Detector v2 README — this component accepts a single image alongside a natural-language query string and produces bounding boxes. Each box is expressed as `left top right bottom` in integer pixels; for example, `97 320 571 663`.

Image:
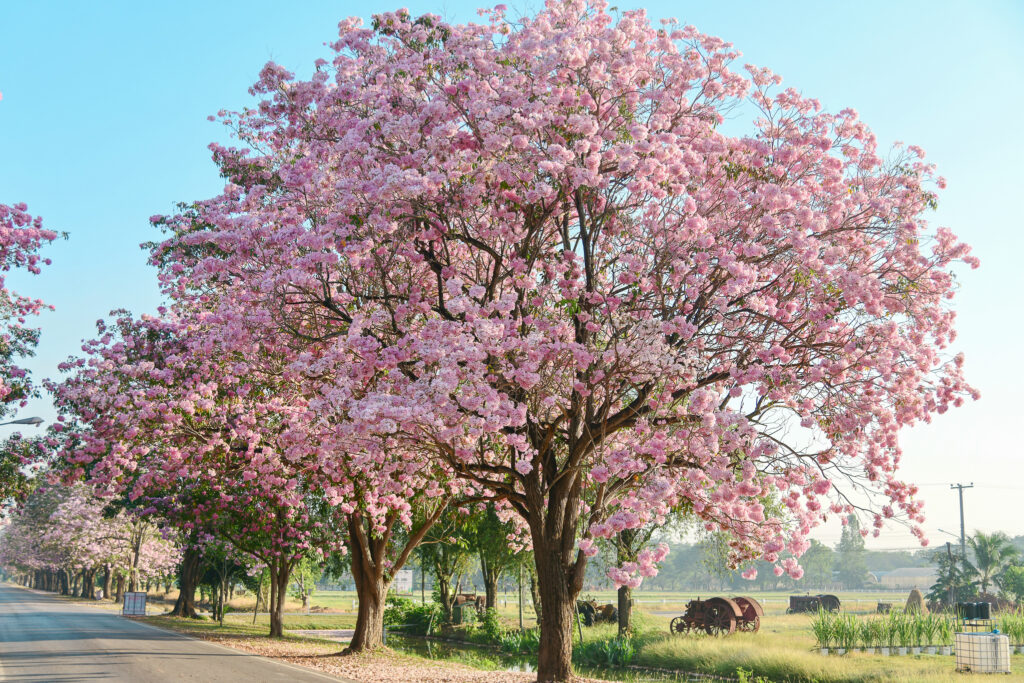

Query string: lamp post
0 417 43 427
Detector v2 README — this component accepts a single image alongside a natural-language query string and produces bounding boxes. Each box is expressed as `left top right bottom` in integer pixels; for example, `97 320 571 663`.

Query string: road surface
0 583 352 682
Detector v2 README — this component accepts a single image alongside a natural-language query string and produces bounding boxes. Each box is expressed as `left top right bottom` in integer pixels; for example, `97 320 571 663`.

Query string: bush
383 595 440 635
573 636 636 667
477 607 504 642
497 627 541 654
383 595 417 626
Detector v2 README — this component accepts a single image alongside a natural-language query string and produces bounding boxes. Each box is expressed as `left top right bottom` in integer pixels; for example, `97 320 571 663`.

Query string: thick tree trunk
345 513 391 653
484 573 498 611
103 564 112 600
480 554 500 610
342 506 445 653
171 547 201 618
347 573 387 652
617 585 632 639
535 552 580 683
115 575 125 603
528 481 587 682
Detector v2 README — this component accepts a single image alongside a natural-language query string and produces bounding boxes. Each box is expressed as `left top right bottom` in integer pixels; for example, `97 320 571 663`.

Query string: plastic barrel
957 602 976 620
976 601 990 620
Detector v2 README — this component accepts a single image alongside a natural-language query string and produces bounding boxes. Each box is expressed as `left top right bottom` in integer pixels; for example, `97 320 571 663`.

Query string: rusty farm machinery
669 596 764 636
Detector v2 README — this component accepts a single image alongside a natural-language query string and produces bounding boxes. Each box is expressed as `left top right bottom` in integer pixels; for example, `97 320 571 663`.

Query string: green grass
632 612 1023 682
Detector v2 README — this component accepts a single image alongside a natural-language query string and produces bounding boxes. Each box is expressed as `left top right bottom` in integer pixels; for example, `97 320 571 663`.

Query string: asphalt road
0 583 352 682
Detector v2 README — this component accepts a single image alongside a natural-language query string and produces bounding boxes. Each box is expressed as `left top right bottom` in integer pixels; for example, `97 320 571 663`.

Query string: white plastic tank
955 632 1011 674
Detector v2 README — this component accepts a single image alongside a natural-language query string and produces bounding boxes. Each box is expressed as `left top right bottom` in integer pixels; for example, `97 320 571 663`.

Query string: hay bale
905 589 927 613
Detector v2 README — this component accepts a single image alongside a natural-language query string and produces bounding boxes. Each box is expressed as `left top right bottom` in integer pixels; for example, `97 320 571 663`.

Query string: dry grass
636 613 1023 682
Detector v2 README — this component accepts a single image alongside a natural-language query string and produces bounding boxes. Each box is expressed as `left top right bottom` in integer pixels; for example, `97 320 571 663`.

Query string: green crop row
811 609 954 650
998 609 1024 646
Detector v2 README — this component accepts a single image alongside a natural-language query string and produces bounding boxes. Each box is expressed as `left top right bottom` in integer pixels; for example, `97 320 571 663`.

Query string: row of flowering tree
40 1 978 680
0 483 178 598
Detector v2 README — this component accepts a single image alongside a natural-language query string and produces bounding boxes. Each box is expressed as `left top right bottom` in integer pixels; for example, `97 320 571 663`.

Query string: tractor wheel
704 602 737 636
732 597 764 633
670 616 690 635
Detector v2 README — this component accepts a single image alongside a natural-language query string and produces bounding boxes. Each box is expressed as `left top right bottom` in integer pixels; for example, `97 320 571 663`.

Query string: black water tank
957 602 976 620
975 601 990 619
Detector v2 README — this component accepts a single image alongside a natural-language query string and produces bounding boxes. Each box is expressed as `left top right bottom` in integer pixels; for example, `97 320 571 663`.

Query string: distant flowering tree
150 1 977 677
0 202 56 506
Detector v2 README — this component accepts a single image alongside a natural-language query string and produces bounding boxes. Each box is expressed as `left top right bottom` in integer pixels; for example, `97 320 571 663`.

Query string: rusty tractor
577 599 618 626
669 596 764 636
786 594 840 614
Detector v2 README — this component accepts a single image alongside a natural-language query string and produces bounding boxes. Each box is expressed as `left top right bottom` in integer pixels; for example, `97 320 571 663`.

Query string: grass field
140 588 1024 681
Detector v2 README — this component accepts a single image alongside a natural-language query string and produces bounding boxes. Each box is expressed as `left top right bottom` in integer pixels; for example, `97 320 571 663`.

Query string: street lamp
0 417 44 427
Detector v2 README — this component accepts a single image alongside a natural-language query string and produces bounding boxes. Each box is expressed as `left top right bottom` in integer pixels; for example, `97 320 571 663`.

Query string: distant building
876 567 938 590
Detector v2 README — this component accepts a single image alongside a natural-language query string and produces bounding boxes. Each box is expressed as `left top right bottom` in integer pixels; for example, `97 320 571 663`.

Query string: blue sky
1 1 1021 549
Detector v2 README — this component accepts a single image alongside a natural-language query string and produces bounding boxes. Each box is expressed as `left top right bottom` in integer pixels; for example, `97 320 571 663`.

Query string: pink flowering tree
150 211 460 651
151 2 977 677
50 312 342 635
0 203 56 505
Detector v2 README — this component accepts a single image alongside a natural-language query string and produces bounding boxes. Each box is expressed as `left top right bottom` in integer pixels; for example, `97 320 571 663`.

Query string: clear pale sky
1 1 1021 550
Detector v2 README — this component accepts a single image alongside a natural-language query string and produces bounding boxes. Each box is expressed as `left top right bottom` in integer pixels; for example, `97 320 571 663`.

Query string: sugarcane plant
811 609 835 653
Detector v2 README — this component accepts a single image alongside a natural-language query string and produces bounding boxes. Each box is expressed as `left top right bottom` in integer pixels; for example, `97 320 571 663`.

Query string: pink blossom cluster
0 203 56 409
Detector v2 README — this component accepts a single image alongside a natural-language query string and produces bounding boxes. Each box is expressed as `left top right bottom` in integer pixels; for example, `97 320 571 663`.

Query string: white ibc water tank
955 632 1011 673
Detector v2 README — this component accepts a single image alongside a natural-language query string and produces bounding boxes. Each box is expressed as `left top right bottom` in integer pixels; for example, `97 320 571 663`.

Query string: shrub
383 595 417 626
384 598 441 636
477 607 504 642
497 627 541 654
573 636 636 667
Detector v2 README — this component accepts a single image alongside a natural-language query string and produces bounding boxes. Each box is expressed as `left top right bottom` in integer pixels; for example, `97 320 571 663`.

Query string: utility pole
946 542 955 609
518 562 523 630
950 482 974 561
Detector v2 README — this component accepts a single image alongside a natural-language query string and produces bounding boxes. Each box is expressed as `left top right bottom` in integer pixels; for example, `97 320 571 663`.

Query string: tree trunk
103 564 112 601
617 585 632 639
347 572 387 652
267 558 291 638
480 554 500 610
171 546 201 618
115 575 125 603
436 566 455 623
528 484 587 682
83 568 95 599
346 513 391 652
529 572 542 623
535 552 580 683
253 573 264 625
